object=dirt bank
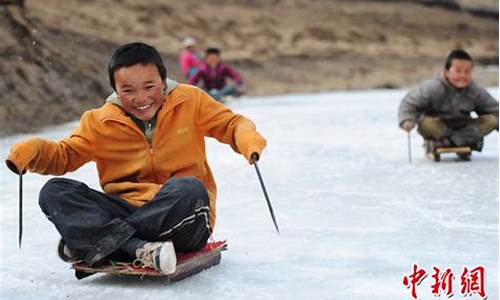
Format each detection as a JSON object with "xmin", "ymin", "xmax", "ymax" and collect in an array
[{"xmin": 0, "ymin": 0, "xmax": 497, "ymax": 136}]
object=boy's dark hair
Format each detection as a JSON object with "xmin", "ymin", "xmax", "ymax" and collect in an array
[
  {"xmin": 205, "ymin": 47, "xmax": 221, "ymax": 56},
  {"xmin": 445, "ymin": 49, "xmax": 473, "ymax": 70},
  {"xmin": 108, "ymin": 42, "xmax": 167, "ymax": 90}
]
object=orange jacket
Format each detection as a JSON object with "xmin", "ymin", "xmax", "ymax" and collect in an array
[{"xmin": 7, "ymin": 83, "xmax": 266, "ymax": 230}]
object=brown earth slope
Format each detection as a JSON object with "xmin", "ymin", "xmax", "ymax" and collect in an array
[{"xmin": 0, "ymin": 0, "xmax": 498, "ymax": 136}]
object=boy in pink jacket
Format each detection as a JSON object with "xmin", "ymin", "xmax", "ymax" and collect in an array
[{"xmin": 178, "ymin": 37, "xmax": 201, "ymax": 79}]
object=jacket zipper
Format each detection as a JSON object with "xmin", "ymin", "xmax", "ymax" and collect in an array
[
  {"xmin": 146, "ymin": 121, "xmax": 159, "ymax": 183},
  {"xmin": 104, "ymin": 117, "xmax": 159, "ymax": 183}
]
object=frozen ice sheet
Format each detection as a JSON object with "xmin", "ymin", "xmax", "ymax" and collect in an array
[{"xmin": 1, "ymin": 88, "xmax": 497, "ymax": 299}]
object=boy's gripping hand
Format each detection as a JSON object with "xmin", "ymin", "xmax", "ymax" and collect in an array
[
  {"xmin": 5, "ymin": 138, "xmax": 44, "ymax": 174},
  {"xmin": 236, "ymin": 130, "xmax": 266, "ymax": 165},
  {"xmin": 401, "ymin": 120, "xmax": 415, "ymax": 132}
]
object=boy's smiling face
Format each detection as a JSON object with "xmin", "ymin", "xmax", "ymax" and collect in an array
[
  {"xmin": 445, "ymin": 59, "xmax": 473, "ymax": 89},
  {"xmin": 114, "ymin": 63, "xmax": 166, "ymax": 121}
]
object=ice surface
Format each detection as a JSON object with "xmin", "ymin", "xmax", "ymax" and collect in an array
[{"xmin": 0, "ymin": 89, "xmax": 498, "ymax": 299}]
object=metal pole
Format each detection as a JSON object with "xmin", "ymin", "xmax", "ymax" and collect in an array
[
  {"xmin": 19, "ymin": 173, "xmax": 23, "ymax": 249},
  {"xmin": 408, "ymin": 131, "xmax": 412, "ymax": 164},
  {"xmin": 253, "ymin": 162, "xmax": 280, "ymax": 235}
]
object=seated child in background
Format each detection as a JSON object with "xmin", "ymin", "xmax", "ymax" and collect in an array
[
  {"xmin": 178, "ymin": 36, "xmax": 201, "ymax": 79},
  {"xmin": 398, "ymin": 49, "xmax": 498, "ymax": 151},
  {"xmin": 188, "ymin": 47, "xmax": 244, "ymax": 101}
]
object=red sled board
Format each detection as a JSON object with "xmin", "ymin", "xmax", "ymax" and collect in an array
[{"xmin": 72, "ymin": 240, "xmax": 227, "ymax": 282}]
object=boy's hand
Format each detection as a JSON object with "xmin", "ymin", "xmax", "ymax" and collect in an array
[
  {"xmin": 5, "ymin": 138, "xmax": 43, "ymax": 174},
  {"xmin": 401, "ymin": 120, "xmax": 415, "ymax": 132},
  {"xmin": 237, "ymin": 133, "xmax": 266, "ymax": 165}
]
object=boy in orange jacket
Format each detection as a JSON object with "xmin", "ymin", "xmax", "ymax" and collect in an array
[{"xmin": 5, "ymin": 42, "xmax": 266, "ymax": 275}]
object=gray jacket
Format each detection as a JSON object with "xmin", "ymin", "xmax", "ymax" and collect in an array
[{"xmin": 398, "ymin": 75, "xmax": 498, "ymax": 127}]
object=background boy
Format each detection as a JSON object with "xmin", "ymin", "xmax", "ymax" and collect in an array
[
  {"xmin": 188, "ymin": 47, "xmax": 244, "ymax": 101},
  {"xmin": 398, "ymin": 49, "xmax": 498, "ymax": 153}
]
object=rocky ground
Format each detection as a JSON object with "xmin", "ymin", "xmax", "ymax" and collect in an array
[{"xmin": 0, "ymin": 0, "xmax": 498, "ymax": 136}]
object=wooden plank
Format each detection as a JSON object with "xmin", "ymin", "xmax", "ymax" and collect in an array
[{"xmin": 435, "ymin": 147, "xmax": 471, "ymax": 154}]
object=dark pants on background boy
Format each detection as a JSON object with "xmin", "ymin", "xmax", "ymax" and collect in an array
[
  {"xmin": 39, "ymin": 177, "xmax": 210, "ymax": 266},
  {"xmin": 417, "ymin": 114, "xmax": 498, "ymax": 148}
]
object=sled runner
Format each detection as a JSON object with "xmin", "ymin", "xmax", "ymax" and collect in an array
[
  {"xmin": 72, "ymin": 240, "xmax": 227, "ymax": 282},
  {"xmin": 425, "ymin": 140, "xmax": 472, "ymax": 162}
]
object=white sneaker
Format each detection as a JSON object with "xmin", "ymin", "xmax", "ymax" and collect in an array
[{"xmin": 134, "ymin": 241, "xmax": 177, "ymax": 275}]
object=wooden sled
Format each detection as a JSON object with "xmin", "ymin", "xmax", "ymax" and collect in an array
[
  {"xmin": 426, "ymin": 146, "xmax": 472, "ymax": 162},
  {"xmin": 72, "ymin": 240, "xmax": 227, "ymax": 282}
]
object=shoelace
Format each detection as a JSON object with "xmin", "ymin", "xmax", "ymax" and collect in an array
[{"xmin": 133, "ymin": 244, "xmax": 158, "ymax": 270}]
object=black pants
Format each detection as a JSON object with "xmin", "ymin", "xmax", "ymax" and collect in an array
[{"xmin": 39, "ymin": 177, "xmax": 210, "ymax": 266}]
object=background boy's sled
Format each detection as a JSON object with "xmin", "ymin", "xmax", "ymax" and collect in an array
[
  {"xmin": 72, "ymin": 240, "xmax": 227, "ymax": 282},
  {"xmin": 425, "ymin": 140, "xmax": 472, "ymax": 162}
]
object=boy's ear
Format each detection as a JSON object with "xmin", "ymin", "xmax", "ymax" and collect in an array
[{"xmin": 161, "ymin": 80, "xmax": 167, "ymax": 93}]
